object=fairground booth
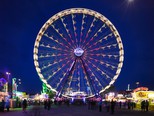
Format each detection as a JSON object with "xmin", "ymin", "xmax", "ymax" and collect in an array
[{"xmin": 132, "ymin": 87, "xmax": 154, "ymax": 110}]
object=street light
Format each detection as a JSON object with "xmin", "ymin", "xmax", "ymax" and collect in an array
[
  {"xmin": 136, "ymin": 82, "xmax": 139, "ymax": 88},
  {"xmin": 16, "ymin": 78, "xmax": 21, "ymax": 91},
  {"xmin": 12, "ymin": 78, "xmax": 22, "ymax": 98},
  {"xmin": 128, "ymin": 0, "xmax": 134, "ymax": 2},
  {"xmin": 5, "ymin": 72, "xmax": 11, "ymax": 93}
]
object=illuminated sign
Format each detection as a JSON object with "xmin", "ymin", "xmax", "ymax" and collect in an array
[
  {"xmin": 133, "ymin": 87, "xmax": 148, "ymax": 92},
  {"xmin": 137, "ymin": 91, "xmax": 147, "ymax": 98}
]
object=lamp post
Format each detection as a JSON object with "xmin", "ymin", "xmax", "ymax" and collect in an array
[
  {"xmin": 12, "ymin": 78, "xmax": 22, "ymax": 98},
  {"xmin": 136, "ymin": 82, "xmax": 139, "ymax": 88},
  {"xmin": 6, "ymin": 72, "xmax": 11, "ymax": 94},
  {"xmin": 16, "ymin": 78, "xmax": 21, "ymax": 92}
]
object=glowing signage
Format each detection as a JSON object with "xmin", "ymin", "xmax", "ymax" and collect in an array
[{"xmin": 133, "ymin": 87, "xmax": 148, "ymax": 92}]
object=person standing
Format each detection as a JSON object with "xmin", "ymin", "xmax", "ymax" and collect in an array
[
  {"xmin": 87, "ymin": 99, "xmax": 91, "ymax": 110},
  {"xmin": 1, "ymin": 99, "xmax": 5, "ymax": 112},
  {"xmin": 119, "ymin": 101, "xmax": 122, "ymax": 109},
  {"xmin": 5, "ymin": 99, "xmax": 10, "ymax": 112},
  {"xmin": 47, "ymin": 99, "xmax": 51, "ymax": 110},
  {"xmin": 145, "ymin": 100, "xmax": 149, "ymax": 112},
  {"xmin": 106, "ymin": 101, "xmax": 110, "ymax": 112},
  {"xmin": 141, "ymin": 100, "xmax": 145, "ymax": 111},
  {"xmin": 22, "ymin": 99, "xmax": 27, "ymax": 113},
  {"xmin": 98, "ymin": 99, "xmax": 102, "ymax": 112},
  {"xmin": 111, "ymin": 99, "xmax": 116, "ymax": 114},
  {"xmin": 44, "ymin": 100, "xmax": 47, "ymax": 109}
]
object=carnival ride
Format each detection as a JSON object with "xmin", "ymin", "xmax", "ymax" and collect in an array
[{"xmin": 33, "ymin": 8, "xmax": 124, "ymax": 98}]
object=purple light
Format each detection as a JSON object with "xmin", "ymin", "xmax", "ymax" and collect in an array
[
  {"xmin": 6, "ymin": 72, "xmax": 11, "ymax": 75},
  {"xmin": 0, "ymin": 78, "xmax": 7, "ymax": 85}
]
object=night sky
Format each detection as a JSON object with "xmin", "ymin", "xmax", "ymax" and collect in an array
[{"xmin": 0, "ymin": 0, "xmax": 154, "ymax": 94}]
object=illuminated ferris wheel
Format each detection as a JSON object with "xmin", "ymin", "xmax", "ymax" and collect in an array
[{"xmin": 33, "ymin": 8, "xmax": 124, "ymax": 97}]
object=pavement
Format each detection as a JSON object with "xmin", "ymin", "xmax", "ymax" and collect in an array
[{"xmin": 0, "ymin": 105, "xmax": 154, "ymax": 116}]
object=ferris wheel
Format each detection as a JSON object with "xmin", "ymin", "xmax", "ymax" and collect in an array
[{"xmin": 33, "ymin": 8, "xmax": 124, "ymax": 97}]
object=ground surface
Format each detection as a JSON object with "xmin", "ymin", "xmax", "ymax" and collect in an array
[{"xmin": 0, "ymin": 105, "xmax": 154, "ymax": 116}]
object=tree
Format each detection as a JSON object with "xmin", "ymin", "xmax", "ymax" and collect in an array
[
  {"xmin": 47, "ymin": 90, "xmax": 55, "ymax": 99},
  {"xmin": 41, "ymin": 83, "xmax": 55, "ymax": 99}
]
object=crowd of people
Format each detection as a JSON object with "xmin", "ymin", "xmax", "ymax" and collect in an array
[
  {"xmin": 141, "ymin": 100, "xmax": 149, "ymax": 111},
  {"xmin": 87, "ymin": 99, "xmax": 116, "ymax": 114},
  {"xmin": 43, "ymin": 99, "xmax": 52, "ymax": 110},
  {"xmin": 87, "ymin": 99, "xmax": 150, "ymax": 114},
  {"xmin": 0, "ymin": 98, "xmax": 28, "ymax": 113},
  {"xmin": 0, "ymin": 98, "xmax": 151, "ymax": 114},
  {"xmin": 0, "ymin": 99, "xmax": 10, "ymax": 112}
]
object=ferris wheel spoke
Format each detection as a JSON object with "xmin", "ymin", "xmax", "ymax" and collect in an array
[
  {"xmin": 78, "ymin": 59, "xmax": 90, "ymax": 92},
  {"xmin": 87, "ymin": 57, "xmax": 117, "ymax": 71},
  {"xmin": 39, "ymin": 44, "xmax": 68, "ymax": 53},
  {"xmin": 45, "ymin": 67, "xmax": 61, "ymax": 81},
  {"xmin": 71, "ymin": 14, "xmax": 78, "ymax": 46},
  {"xmin": 79, "ymin": 58, "xmax": 93, "ymax": 95},
  {"xmin": 85, "ymin": 32, "xmax": 113, "ymax": 50},
  {"xmin": 48, "ymin": 24, "xmax": 73, "ymax": 49},
  {"xmin": 42, "ymin": 64, "xmax": 61, "ymax": 82},
  {"xmin": 81, "ymin": 18, "xmax": 105, "ymax": 48},
  {"xmin": 54, "ymin": 17, "xmax": 75, "ymax": 49},
  {"xmin": 47, "ymin": 57, "xmax": 74, "ymax": 81},
  {"xmin": 83, "ymin": 58, "xmax": 111, "ymax": 87},
  {"xmin": 76, "ymin": 59, "xmax": 91, "ymax": 92},
  {"xmin": 76, "ymin": 60, "xmax": 80, "ymax": 91},
  {"xmin": 65, "ymin": 65, "xmax": 76, "ymax": 93},
  {"xmin": 82, "ymin": 59, "xmax": 105, "ymax": 94},
  {"xmin": 39, "ymin": 39, "xmax": 67, "ymax": 53},
  {"xmin": 80, "ymin": 58, "xmax": 97, "ymax": 95},
  {"xmin": 80, "ymin": 15, "xmax": 94, "ymax": 48},
  {"xmin": 56, "ymin": 59, "xmax": 76, "ymax": 93},
  {"xmin": 40, "ymin": 61, "xmax": 58, "ymax": 71},
  {"xmin": 71, "ymin": 59, "xmax": 82, "ymax": 92},
  {"xmin": 79, "ymin": 14, "xmax": 87, "ymax": 46},
  {"xmin": 83, "ymin": 23, "xmax": 106, "ymax": 49},
  {"xmin": 69, "ymin": 60, "xmax": 80, "ymax": 92},
  {"xmin": 88, "ymin": 56, "xmax": 119, "ymax": 70},
  {"xmin": 38, "ymin": 54, "xmax": 68, "ymax": 64},
  {"xmin": 39, "ymin": 56, "xmax": 71, "ymax": 71},
  {"xmin": 100, "ymin": 43, "xmax": 118, "ymax": 50},
  {"xmin": 49, "ymin": 47, "xmax": 67, "ymax": 56},
  {"xmin": 49, "ymin": 64, "xmax": 73, "ymax": 92},
  {"xmin": 60, "ymin": 17, "xmax": 76, "ymax": 49},
  {"xmin": 87, "ymin": 42, "xmax": 120, "ymax": 58},
  {"xmin": 48, "ymin": 70, "xmax": 64, "ymax": 89},
  {"xmin": 87, "ymin": 56, "xmax": 115, "ymax": 75},
  {"xmin": 61, "ymin": 16, "xmax": 77, "ymax": 47},
  {"xmin": 43, "ymin": 33, "xmax": 70, "ymax": 50},
  {"xmin": 88, "ymin": 50, "xmax": 120, "ymax": 60},
  {"xmin": 78, "ymin": 14, "xmax": 85, "ymax": 47},
  {"xmin": 88, "ymin": 41, "xmax": 117, "ymax": 53},
  {"xmin": 80, "ymin": 16, "xmax": 95, "ymax": 47}
]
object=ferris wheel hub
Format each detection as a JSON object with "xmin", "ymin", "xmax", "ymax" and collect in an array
[{"xmin": 74, "ymin": 48, "xmax": 84, "ymax": 57}]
